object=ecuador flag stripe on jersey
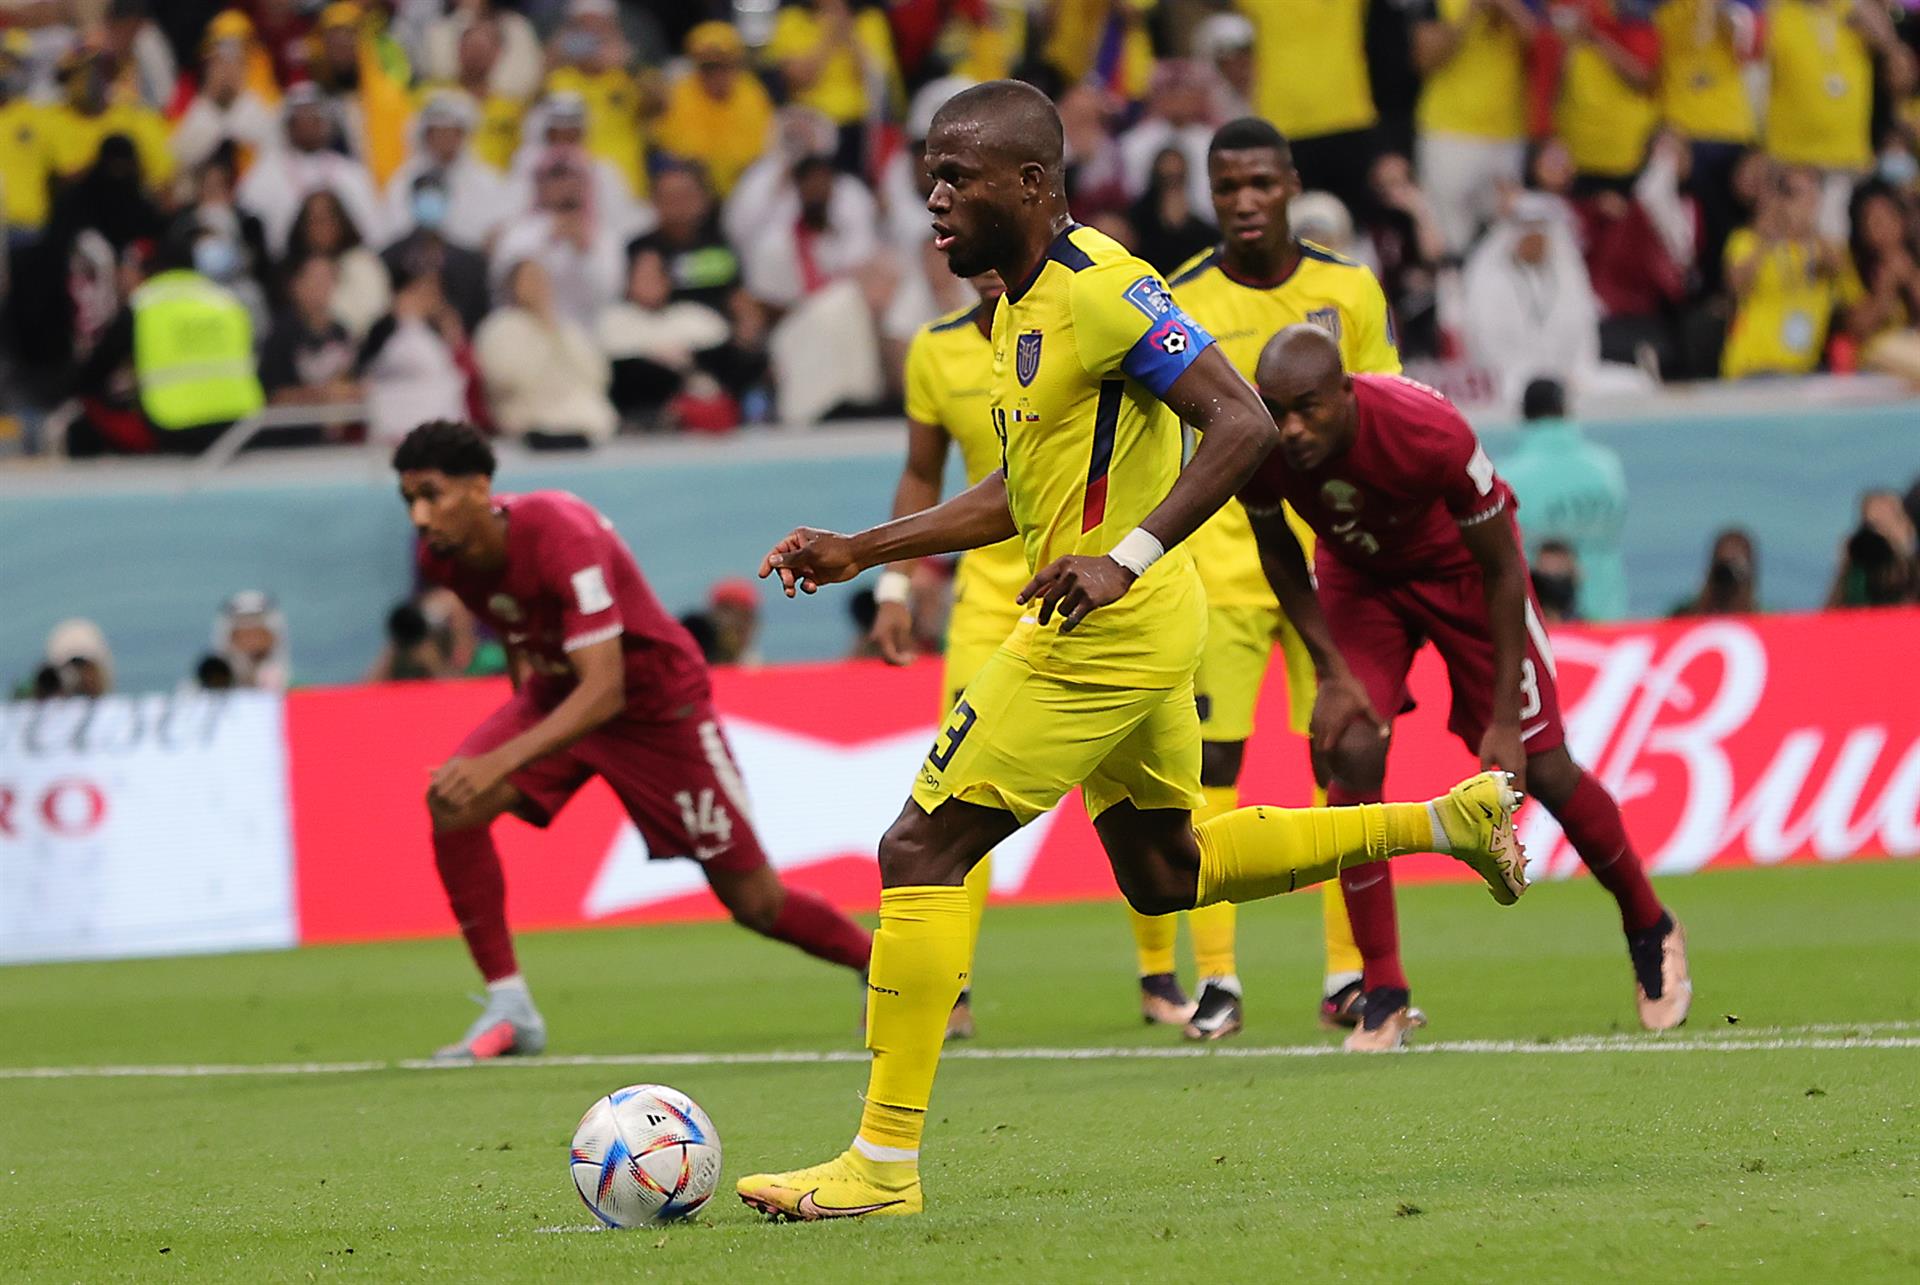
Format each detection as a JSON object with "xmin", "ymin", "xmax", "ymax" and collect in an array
[{"xmin": 1082, "ymin": 379, "xmax": 1122, "ymax": 533}]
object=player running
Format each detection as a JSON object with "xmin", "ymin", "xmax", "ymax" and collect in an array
[
  {"xmin": 735, "ymin": 81, "xmax": 1527, "ymax": 1221},
  {"xmin": 872, "ymin": 270, "xmax": 1210, "ymax": 1037},
  {"xmin": 1164, "ymin": 116, "xmax": 1405, "ymax": 1039},
  {"xmin": 1242, "ymin": 327, "xmax": 1691, "ymax": 1050},
  {"xmin": 392, "ymin": 421, "xmax": 873, "ymax": 1060}
]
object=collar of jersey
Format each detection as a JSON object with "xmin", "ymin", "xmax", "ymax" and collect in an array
[{"xmin": 1003, "ymin": 223, "xmax": 1088, "ymax": 305}]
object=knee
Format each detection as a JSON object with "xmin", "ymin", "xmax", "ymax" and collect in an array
[
  {"xmin": 877, "ymin": 814, "xmax": 941, "ymax": 886},
  {"xmin": 1326, "ymin": 731, "xmax": 1388, "ymax": 793},
  {"xmin": 1120, "ymin": 881, "xmax": 1189, "ymax": 918}
]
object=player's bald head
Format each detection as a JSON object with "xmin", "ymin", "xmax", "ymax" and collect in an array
[
  {"xmin": 928, "ymin": 79, "xmax": 1065, "ymax": 175},
  {"xmin": 1257, "ymin": 324, "xmax": 1346, "ymax": 401}
]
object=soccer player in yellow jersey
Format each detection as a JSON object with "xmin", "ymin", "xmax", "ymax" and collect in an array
[
  {"xmin": 736, "ymin": 81, "xmax": 1527, "ymax": 1221},
  {"xmin": 1166, "ymin": 116, "xmax": 1404, "ymax": 1042},
  {"xmin": 874, "ymin": 271, "xmax": 1219, "ymax": 1036}
]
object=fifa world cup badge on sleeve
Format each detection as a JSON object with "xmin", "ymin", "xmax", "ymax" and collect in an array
[{"xmin": 1016, "ymin": 330, "xmax": 1043, "ymax": 386}]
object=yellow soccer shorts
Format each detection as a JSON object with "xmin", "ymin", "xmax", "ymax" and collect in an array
[
  {"xmin": 912, "ymin": 646, "xmax": 1204, "ymax": 826},
  {"xmin": 941, "ymin": 601, "xmax": 1021, "ymax": 708},
  {"xmin": 1193, "ymin": 603, "xmax": 1318, "ymax": 743}
]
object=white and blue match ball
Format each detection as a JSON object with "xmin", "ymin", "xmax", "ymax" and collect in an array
[{"xmin": 569, "ymin": 1084, "xmax": 722, "ymax": 1227}]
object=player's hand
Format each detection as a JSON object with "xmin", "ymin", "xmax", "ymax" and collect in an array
[
  {"xmin": 760, "ymin": 527, "xmax": 861, "ymax": 597},
  {"xmin": 430, "ymin": 754, "xmax": 507, "ymax": 813},
  {"xmin": 1478, "ymin": 720, "xmax": 1528, "ymax": 794},
  {"xmin": 869, "ymin": 599, "xmax": 916, "ymax": 666},
  {"xmin": 1019, "ymin": 555, "xmax": 1135, "ymax": 633},
  {"xmin": 1307, "ymin": 670, "xmax": 1388, "ymax": 788}
]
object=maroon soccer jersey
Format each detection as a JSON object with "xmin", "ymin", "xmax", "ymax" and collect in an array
[
  {"xmin": 1240, "ymin": 373, "xmax": 1514, "ymax": 581},
  {"xmin": 418, "ymin": 490, "xmax": 710, "ymax": 720}
]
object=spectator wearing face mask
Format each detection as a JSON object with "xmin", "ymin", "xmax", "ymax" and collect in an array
[
  {"xmin": 63, "ymin": 228, "xmax": 264, "ymax": 457},
  {"xmin": 213, "ymin": 591, "xmax": 292, "ymax": 691},
  {"xmin": 1827, "ymin": 489, "xmax": 1920, "ymax": 608},
  {"xmin": 1501, "ymin": 378, "xmax": 1629, "ymax": 621},
  {"xmin": 1671, "ymin": 528, "xmax": 1761, "ymax": 617},
  {"xmin": 382, "ymin": 90, "xmax": 512, "ymax": 253},
  {"xmin": 1531, "ymin": 540, "xmax": 1584, "ymax": 624},
  {"xmin": 380, "ymin": 175, "xmax": 493, "ymax": 333}
]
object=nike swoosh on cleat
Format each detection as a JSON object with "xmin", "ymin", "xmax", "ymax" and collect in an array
[{"xmin": 795, "ymin": 1190, "xmax": 904, "ymax": 1219}]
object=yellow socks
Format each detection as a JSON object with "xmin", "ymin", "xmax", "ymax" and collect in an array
[
  {"xmin": 962, "ymin": 854, "xmax": 991, "ymax": 973},
  {"xmin": 1129, "ymin": 905, "xmax": 1178, "ymax": 976},
  {"xmin": 1188, "ymin": 784, "xmax": 1238, "ymax": 980},
  {"xmin": 857, "ymin": 886, "xmax": 971, "ymax": 1159},
  {"xmin": 1194, "ymin": 798, "xmax": 1437, "ymax": 907}
]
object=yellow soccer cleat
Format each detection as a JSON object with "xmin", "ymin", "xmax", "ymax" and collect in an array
[
  {"xmin": 1431, "ymin": 771, "xmax": 1530, "ymax": 905},
  {"xmin": 737, "ymin": 1150, "xmax": 923, "ymax": 1221}
]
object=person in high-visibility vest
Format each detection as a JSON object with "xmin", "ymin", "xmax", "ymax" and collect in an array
[{"xmin": 65, "ymin": 234, "xmax": 264, "ymax": 456}]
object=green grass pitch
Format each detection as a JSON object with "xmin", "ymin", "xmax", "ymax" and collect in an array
[{"xmin": 2, "ymin": 861, "xmax": 1915, "ymax": 1282}]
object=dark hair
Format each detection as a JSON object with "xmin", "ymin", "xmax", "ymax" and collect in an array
[
  {"xmin": 1536, "ymin": 538, "xmax": 1576, "ymax": 560},
  {"xmin": 392, "ymin": 419, "xmax": 496, "ymax": 477},
  {"xmin": 677, "ymin": 611, "xmax": 720, "ymax": 663},
  {"xmin": 195, "ymin": 653, "xmax": 235, "ymax": 689},
  {"xmin": 1522, "ymin": 378, "xmax": 1566, "ymax": 421},
  {"xmin": 287, "ymin": 188, "xmax": 363, "ymax": 257},
  {"xmin": 1208, "ymin": 117, "xmax": 1290, "ymax": 162}
]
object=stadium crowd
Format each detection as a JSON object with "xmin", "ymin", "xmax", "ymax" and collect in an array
[{"xmin": 0, "ymin": 0, "xmax": 1917, "ymax": 456}]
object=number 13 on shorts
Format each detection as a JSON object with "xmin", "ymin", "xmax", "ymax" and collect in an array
[{"xmin": 927, "ymin": 700, "xmax": 977, "ymax": 773}]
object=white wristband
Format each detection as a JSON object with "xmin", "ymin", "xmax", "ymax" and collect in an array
[
  {"xmin": 1107, "ymin": 528, "xmax": 1165, "ymax": 577},
  {"xmin": 875, "ymin": 569, "xmax": 912, "ymax": 605}
]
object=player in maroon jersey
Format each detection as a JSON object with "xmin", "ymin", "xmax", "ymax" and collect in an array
[
  {"xmin": 1241, "ymin": 327, "xmax": 1690, "ymax": 1048},
  {"xmin": 392, "ymin": 421, "xmax": 873, "ymax": 1060}
]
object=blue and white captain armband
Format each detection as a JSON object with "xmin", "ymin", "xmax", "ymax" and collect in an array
[{"xmin": 1107, "ymin": 528, "xmax": 1165, "ymax": 577}]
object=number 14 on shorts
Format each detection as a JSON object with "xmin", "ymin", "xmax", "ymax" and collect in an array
[{"xmin": 676, "ymin": 788, "xmax": 734, "ymax": 861}]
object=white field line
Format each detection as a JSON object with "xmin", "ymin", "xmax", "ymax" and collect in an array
[{"xmin": 1, "ymin": 1022, "xmax": 1916, "ymax": 1081}]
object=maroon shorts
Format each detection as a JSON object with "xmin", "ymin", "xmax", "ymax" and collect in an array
[
  {"xmin": 1319, "ymin": 565, "xmax": 1566, "ymax": 756},
  {"xmin": 456, "ymin": 694, "xmax": 769, "ymax": 874}
]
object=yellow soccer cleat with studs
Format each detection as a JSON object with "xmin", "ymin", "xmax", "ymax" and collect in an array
[
  {"xmin": 1431, "ymin": 771, "xmax": 1531, "ymax": 904},
  {"xmin": 737, "ymin": 1150, "xmax": 924, "ymax": 1221}
]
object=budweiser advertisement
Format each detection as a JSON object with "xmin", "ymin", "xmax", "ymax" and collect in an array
[
  {"xmin": 289, "ymin": 610, "xmax": 1920, "ymax": 945},
  {"xmin": 0, "ymin": 692, "xmax": 296, "ymax": 963}
]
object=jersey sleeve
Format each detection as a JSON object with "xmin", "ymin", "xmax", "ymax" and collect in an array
[
  {"xmin": 1071, "ymin": 259, "xmax": 1214, "ymax": 398},
  {"xmin": 902, "ymin": 326, "xmax": 943, "ymax": 425},
  {"xmin": 1423, "ymin": 396, "xmax": 1510, "ymax": 528},
  {"xmin": 1344, "ymin": 268, "xmax": 1403, "ymax": 375},
  {"xmin": 534, "ymin": 505, "xmax": 626, "ymax": 651}
]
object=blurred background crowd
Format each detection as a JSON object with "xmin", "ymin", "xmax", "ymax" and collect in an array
[{"xmin": 1, "ymin": 0, "xmax": 1920, "ymax": 456}]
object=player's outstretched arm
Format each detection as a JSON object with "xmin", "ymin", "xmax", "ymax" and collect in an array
[
  {"xmin": 761, "ymin": 471, "xmax": 1017, "ymax": 598},
  {"xmin": 1244, "ymin": 504, "xmax": 1387, "ymax": 785},
  {"xmin": 869, "ymin": 417, "xmax": 952, "ymax": 664}
]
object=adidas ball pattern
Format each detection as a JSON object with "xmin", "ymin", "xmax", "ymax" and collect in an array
[{"xmin": 569, "ymin": 1084, "xmax": 722, "ymax": 1227}]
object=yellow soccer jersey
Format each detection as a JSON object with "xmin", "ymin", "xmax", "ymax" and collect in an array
[
  {"xmin": 989, "ymin": 223, "xmax": 1213, "ymax": 689},
  {"xmin": 903, "ymin": 301, "xmax": 1029, "ymax": 631},
  {"xmin": 1169, "ymin": 242, "xmax": 1402, "ymax": 609}
]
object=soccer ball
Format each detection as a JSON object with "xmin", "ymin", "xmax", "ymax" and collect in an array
[{"xmin": 569, "ymin": 1084, "xmax": 722, "ymax": 1227}]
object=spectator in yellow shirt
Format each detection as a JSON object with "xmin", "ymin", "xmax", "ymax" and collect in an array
[
  {"xmin": 308, "ymin": 2, "xmax": 414, "ymax": 190},
  {"xmin": 424, "ymin": 17, "xmax": 526, "ymax": 174},
  {"xmin": 1654, "ymin": 0, "xmax": 1761, "ymax": 291},
  {"xmin": 1555, "ymin": 0, "xmax": 1662, "ymax": 188},
  {"xmin": 1413, "ymin": 0, "xmax": 1541, "ymax": 253},
  {"xmin": 544, "ymin": 0, "xmax": 649, "ymax": 200},
  {"xmin": 655, "ymin": 21, "xmax": 774, "ymax": 198},
  {"xmin": 1721, "ymin": 164, "xmax": 1865, "ymax": 377},
  {"xmin": 42, "ymin": 46, "xmax": 173, "ymax": 195},
  {"xmin": 0, "ymin": 33, "xmax": 52, "ymax": 235},
  {"xmin": 1237, "ymin": 0, "xmax": 1380, "ymax": 219},
  {"xmin": 1766, "ymin": 0, "xmax": 1915, "ymax": 239},
  {"xmin": 766, "ymin": 0, "xmax": 902, "ymax": 174}
]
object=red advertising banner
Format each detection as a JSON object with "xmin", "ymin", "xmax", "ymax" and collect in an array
[{"xmin": 288, "ymin": 610, "xmax": 1920, "ymax": 944}]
